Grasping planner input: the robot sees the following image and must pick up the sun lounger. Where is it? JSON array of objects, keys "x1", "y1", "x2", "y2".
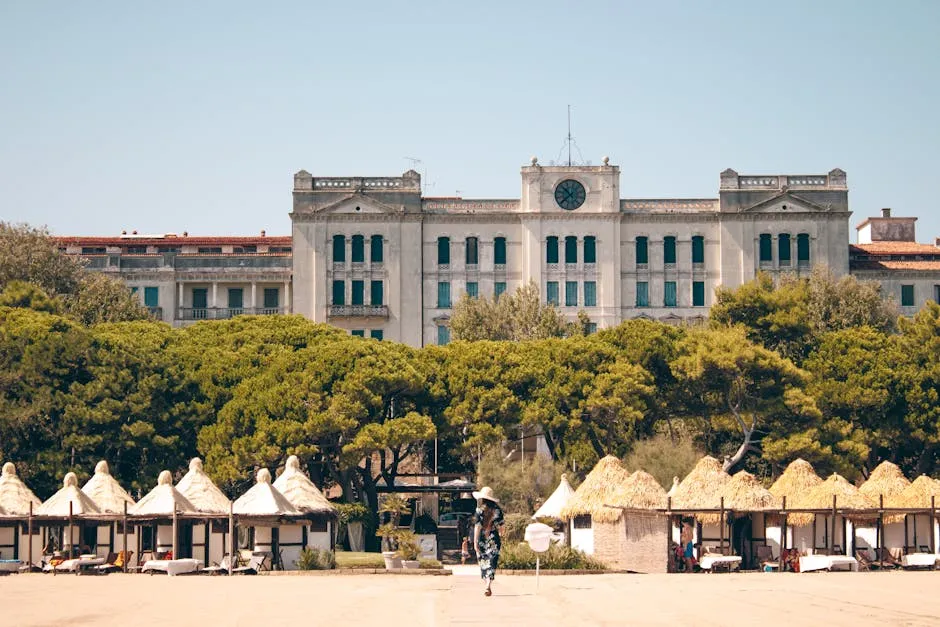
[
  {"x1": 756, "y1": 545, "x2": 779, "y2": 571},
  {"x1": 901, "y1": 553, "x2": 937, "y2": 570},
  {"x1": 699, "y1": 554, "x2": 742, "y2": 573},
  {"x1": 141, "y1": 558, "x2": 202, "y2": 576},
  {"x1": 854, "y1": 548, "x2": 879, "y2": 571},
  {"x1": 798, "y1": 554, "x2": 858, "y2": 572},
  {"x1": 201, "y1": 555, "x2": 232, "y2": 575},
  {"x1": 0, "y1": 559, "x2": 21, "y2": 574},
  {"x1": 96, "y1": 550, "x2": 132, "y2": 573},
  {"x1": 231, "y1": 554, "x2": 265, "y2": 575},
  {"x1": 42, "y1": 556, "x2": 106, "y2": 574}
]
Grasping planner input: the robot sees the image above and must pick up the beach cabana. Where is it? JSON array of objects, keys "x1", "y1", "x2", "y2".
[
  {"x1": 0, "y1": 462, "x2": 42, "y2": 565},
  {"x1": 670, "y1": 456, "x2": 731, "y2": 558},
  {"x1": 533, "y1": 473, "x2": 575, "y2": 520},
  {"x1": 36, "y1": 472, "x2": 102, "y2": 557},
  {"x1": 175, "y1": 458, "x2": 232, "y2": 567},
  {"x1": 800, "y1": 473, "x2": 876, "y2": 556},
  {"x1": 891, "y1": 475, "x2": 940, "y2": 559},
  {"x1": 272, "y1": 455, "x2": 338, "y2": 568},
  {"x1": 596, "y1": 470, "x2": 669, "y2": 573},
  {"x1": 767, "y1": 458, "x2": 823, "y2": 557},
  {"x1": 233, "y1": 468, "x2": 302, "y2": 569},
  {"x1": 856, "y1": 461, "x2": 910, "y2": 556},
  {"x1": 721, "y1": 470, "x2": 777, "y2": 568},
  {"x1": 559, "y1": 456, "x2": 633, "y2": 555},
  {"x1": 81, "y1": 461, "x2": 135, "y2": 559},
  {"x1": 130, "y1": 470, "x2": 199, "y2": 559}
]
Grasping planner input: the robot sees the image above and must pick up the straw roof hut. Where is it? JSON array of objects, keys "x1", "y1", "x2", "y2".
[
  {"x1": 37, "y1": 472, "x2": 101, "y2": 517},
  {"x1": 559, "y1": 456, "x2": 633, "y2": 524},
  {"x1": 800, "y1": 473, "x2": 877, "y2": 523},
  {"x1": 175, "y1": 458, "x2": 231, "y2": 515},
  {"x1": 81, "y1": 461, "x2": 134, "y2": 515},
  {"x1": 0, "y1": 462, "x2": 41, "y2": 517},
  {"x1": 722, "y1": 471, "x2": 777, "y2": 511},
  {"x1": 532, "y1": 473, "x2": 576, "y2": 519},
  {"x1": 859, "y1": 461, "x2": 910, "y2": 523},
  {"x1": 130, "y1": 470, "x2": 198, "y2": 517},
  {"x1": 768, "y1": 458, "x2": 823, "y2": 527},
  {"x1": 233, "y1": 468, "x2": 300, "y2": 517},
  {"x1": 670, "y1": 456, "x2": 731, "y2": 524},
  {"x1": 892, "y1": 475, "x2": 940, "y2": 510},
  {"x1": 273, "y1": 455, "x2": 335, "y2": 517},
  {"x1": 610, "y1": 470, "x2": 668, "y2": 510}
]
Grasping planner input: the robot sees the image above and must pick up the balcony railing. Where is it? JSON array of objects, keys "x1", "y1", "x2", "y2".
[
  {"x1": 177, "y1": 307, "x2": 287, "y2": 321},
  {"x1": 328, "y1": 305, "x2": 390, "y2": 318}
]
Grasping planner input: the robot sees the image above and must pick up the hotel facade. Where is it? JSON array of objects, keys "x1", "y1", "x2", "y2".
[{"x1": 59, "y1": 160, "x2": 940, "y2": 346}]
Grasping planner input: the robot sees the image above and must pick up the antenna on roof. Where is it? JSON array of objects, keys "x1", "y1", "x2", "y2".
[
  {"x1": 404, "y1": 156, "x2": 422, "y2": 170},
  {"x1": 404, "y1": 157, "x2": 434, "y2": 195},
  {"x1": 555, "y1": 105, "x2": 585, "y2": 167}
]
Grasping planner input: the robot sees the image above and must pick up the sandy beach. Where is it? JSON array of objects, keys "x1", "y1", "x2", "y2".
[{"x1": 2, "y1": 570, "x2": 940, "y2": 627}]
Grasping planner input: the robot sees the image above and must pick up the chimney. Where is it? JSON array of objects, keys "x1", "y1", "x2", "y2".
[
  {"x1": 881, "y1": 208, "x2": 891, "y2": 218},
  {"x1": 260, "y1": 230, "x2": 266, "y2": 237}
]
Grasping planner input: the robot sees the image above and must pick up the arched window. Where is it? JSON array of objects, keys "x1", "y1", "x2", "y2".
[
  {"x1": 583, "y1": 236, "x2": 596, "y2": 263},
  {"x1": 778, "y1": 233, "x2": 791, "y2": 266},
  {"x1": 663, "y1": 236, "x2": 676, "y2": 264},
  {"x1": 494, "y1": 237, "x2": 507, "y2": 265},
  {"x1": 351, "y1": 235, "x2": 364, "y2": 263},
  {"x1": 636, "y1": 237, "x2": 649, "y2": 265},
  {"x1": 370, "y1": 235, "x2": 383, "y2": 263},
  {"x1": 332, "y1": 235, "x2": 345, "y2": 262},
  {"x1": 564, "y1": 236, "x2": 578, "y2": 264},
  {"x1": 796, "y1": 233, "x2": 810, "y2": 265},
  {"x1": 546, "y1": 236, "x2": 559, "y2": 264},
  {"x1": 437, "y1": 237, "x2": 450, "y2": 265},
  {"x1": 465, "y1": 237, "x2": 479, "y2": 265},
  {"x1": 691, "y1": 236, "x2": 704, "y2": 264},
  {"x1": 759, "y1": 234, "x2": 772, "y2": 262}
]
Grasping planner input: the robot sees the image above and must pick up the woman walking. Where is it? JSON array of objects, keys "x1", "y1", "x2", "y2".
[{"x1": 472, "y1": 486, "x2": 504, "y2": 597}]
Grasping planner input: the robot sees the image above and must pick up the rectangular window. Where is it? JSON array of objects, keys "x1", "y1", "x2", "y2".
[
  {"x1": 565, "y1": 281, "x2": 578, "y2": 307},
  {"x1": 759, "y1": 234, "x2": 773, "y2": 262},
  {"x1": 584, "y1": 236, "x2": 596, "y2": 263},
  {"x1": 664, "y1": 237, "x2": 677, "y2": 264},
  {"x1": 437, "y1": 237, "x2": 450, "y2": 265},
  {"x1": 546, "y1": 236, "x2": 559, "y2": 264},
  {"x1": 370, "y1": 235, "x2": 383, "y2": 263},
  {"x1": 197, "y1": 247, "x2": 223, "y2": 254},
  {"x1": 586, "y1": 322, "x2": 597, "y2": 334},
  {"x1": 228, "y1": 288, "x2": 243, "y2": 310},
  {"x1": 144, "y1": 287, "x2": 159, "y2": 308},
  {"x1": 332, "y1": 235, "x2": 345, "y2": 262},
  {"x1": 692, "y1": 281, "x2": 705, "y2": 307},
  {"x1": 371, "y1": 280, "x2": 384, "y2": 306},
  {"x1": 494, "y1": 237, "x2": 507, "y2": 265},
  {"x1": 233, "y1": 245, "x2": 256, "y2": 254},
  {"x1": 332, "y1": 280, "x2": 345, "y2": 306},
  {"x1": 465, "y1": 237, "x2": 479, "y2": 265},
  {"x1": 370, "y1": 330, "x2": 384, "y2": 341},
  {"x1": 636, "y1": 237, "x2": 648, "y2": 265},
  {"x1": 584, "y1": 281, "x2": 597, "y2": 307},
  {"x1": 778, "y1": 233, "x2": 791, "y2": 265},
  {"x1": 494, "y1": 282, "x2": 507, "y2": 299},
  {"x1": 80, "y1": 246, "x2": 106, "y2": 254},
  {"x1": 901, "y1": 284, "x2": 915, "y2": 307},
  {"x1": 573, "y1": 515, "x2": 592, "y2": 530},
  {"x1": 636, "y1": 282, "x2": 649, "y2": 307},
  {"x1": 126, "y1": 246, "x2": 147, "y2": 254},
  {"x1": 192, "y1": 288, "x2": 207, "y2": 309},
  {"x1": 351, "y1": 280, "x2": 364, "y2": 306},
  {"x1": 351, "y1": 330, "x2": 365, "y2": 337},
  {"x1": 797, "y1": 233, "x2": 810, "y2": 262},
  {"x1": 935, "y1": 285, "x2": 940, "y2": 304},
  {"x1": 437, "y1": 325, "x2": 450, "y2": 346},
  {"x1": 263, "y1": 288, "x2": 279, "y2": 309},
  {"x1": 664, "y1": 281, "x2": 677, "y2": 307},
  {"x1": 466, "y1": 282, "x2": 478, "y2": 298},
  {"x1": 157, "y1": 246, "x2": 180, "y2": 253},
  {"x1": 351, "y1": 235, "x2": 365, "y2": 263},
  {"x1": 546, "y1": 281, "x2": 559, "y2": 306},
  {"x1": 565, "y1": 236, "x2": 578, "y2": 264},
  {"x1": 437, "y1": 282, "x2": 451, "y2": 308},
  {"x1": 692, "y1": 236, "x2": 704, "y2": 264}
]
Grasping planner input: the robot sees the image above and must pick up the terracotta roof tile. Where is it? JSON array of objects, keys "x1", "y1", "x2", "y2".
[
  {"x1": 851, "y1": 260, "x2": 940, "y2": 271},
  {"x1": 56, "y1": 235, "x2": 291, "y2": 246},
  {"x1": 850, "y1": 242, "x2": 940, "y2": 255}
]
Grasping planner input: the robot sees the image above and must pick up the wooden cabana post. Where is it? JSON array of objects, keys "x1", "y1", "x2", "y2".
[
  {"x1": 780, "y1": 496, "x2": 787, "y2": 574},
  {"x1": 831, "y1": 495, "x2": 837, "y2": 554},
  {"x1": 931, "y1": 496, "x2": 936, "y2": 554},
  {"x1": 719, "y1": 496, "x2": 725, "y2": 554},
  {"x1": 228, "y1": 501, "x2": 234, "y2": 576},
  {"x1": 172, "y1": 506, "x2": 178, "y2": 558},
  {"x1": 879, "y1": 494, "x2": 884, "y2": 569},
  {"x1": 122, "y1": 501, "x2": 128, "y2": 573},
  {"x1": 27, "y1": 501, "x2": 33, "y2": 572},
  {"x1": 68, "y1": 501, "x2": 74, "y2": 558}
]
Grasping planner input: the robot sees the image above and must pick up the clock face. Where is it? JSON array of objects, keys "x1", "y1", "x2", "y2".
[{"x1": 554, "y1": 179, "x2": 586, "y2": 210}]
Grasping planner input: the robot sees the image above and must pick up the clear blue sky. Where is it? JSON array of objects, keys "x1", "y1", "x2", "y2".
[{"x1": 2, "y1": 1, "x2": 939, "y2": 242}]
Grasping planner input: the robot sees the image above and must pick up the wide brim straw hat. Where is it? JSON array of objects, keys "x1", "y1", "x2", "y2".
[{"x1": 471, "y1": 486, "x2": 500, "y2": 505}]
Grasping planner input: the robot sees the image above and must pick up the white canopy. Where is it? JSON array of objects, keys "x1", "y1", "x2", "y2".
[
  {"x1": 233, "y1": 468, "x2": 300, "y2": 517},
  {"x1": 0, "y1": 462, "x2": 41, "y2": 517},
  {"x1": 273, "y1": 455, "x2": 336, "y2": 516},
  {"x1": 37, "y1": 472, "x2": 101, "y2": 517},
  {"x1": 175, "y1": 458, "x2": 231, "y2": 515},
  {"x1": 131, "y1": 470, "x2": 198, "y2": 517},
  {"x1": 533, "y1": 474, "x2": 576, "y2": 519},
  {"x1": 81, "y1": 461, "x2": 135, "y2": 514}
]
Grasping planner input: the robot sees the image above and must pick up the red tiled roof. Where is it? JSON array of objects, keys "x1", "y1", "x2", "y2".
[
  {"x1": 850, "y1": 242, "x2": 940, "y2": 255},
  {"x1": 56, "y1": 235, "x2": 291, "y2": 246},
  {"x1": 851, "y1": 260, "x2": 940, "y2": 271}
]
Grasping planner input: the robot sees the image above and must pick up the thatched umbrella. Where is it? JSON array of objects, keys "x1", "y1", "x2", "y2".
[
  {"x1": 233, "y1": 469, "x2": 300, "y2": 517},
  {"x1": 273, "y1": 456, "x2": 335, "y2": 517},
  {"x1": 859, "y1": 461, "x2": 910, "y2": 524},
  {"x1": 894, "y1": 475, "x2": 940, "y2": 510},
  {"x1": 803, "y1": 474, "x2": 876, "y2": 513},
  {"x1": 131, "y1": 471, "x2": 198, "y2": 517},
  {"x1": 0, "y1": 462, "x2": 41, "y2": 516},
  {"x1": 769, "y1": 458, "x2": 823, "y2": 527},
  {"x1": 722, "y1": 471, "x2": 777, "y2": 511},
  {"x1": 37, "y1": 472, "x2": 101, "y2": 517},
  {"x1": 176, "y1": 458, "x2": 231, "y2": 515},
  {"x1": 559, "y1": 456, "x2": 632, "y2": 524},
  {"x1": 670, "y1": 456, "x2": 731, "y2": 524},
  {"x1": 533, "y1": 473, "x2": 576, "y2": 519},
  {"x1": 81, "y1": 461, "x2": 134, "y2": 514},
  {"x1": 610, "y1": 470, "x2": 668, "y2": 510}
]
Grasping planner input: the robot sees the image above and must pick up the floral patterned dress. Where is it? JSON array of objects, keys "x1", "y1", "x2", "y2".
[{"x1": 473, "y1": 504, "x2": 504, "y2": 581}]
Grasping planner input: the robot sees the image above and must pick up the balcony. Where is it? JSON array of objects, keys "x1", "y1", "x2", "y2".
[
  {"x1": 328, "y1": 305, "x2": 390, "y2": 319},
  {"x1": 177, "y1": 307, "x2": 287, "y2": 321}
]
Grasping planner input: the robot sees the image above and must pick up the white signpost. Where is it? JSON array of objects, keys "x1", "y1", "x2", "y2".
[{"x1": 524, "y1": 522, "x2": 554, "y2": 593}]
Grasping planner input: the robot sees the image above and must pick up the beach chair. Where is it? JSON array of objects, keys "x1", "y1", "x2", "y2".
[
  {"x1": 756, "y1": 545, "x2": 779, "y2": 571},
  {"x1": 97, "y1": 550, "x2": 132, "y2": 574},
  {"x1": 231, "y1": 554, "x2": 265, "y2": 575},
  {"x1": 854, "y1": 548, "x2": 878, "y2": 571},
  {"x1": 201, "y1": 555, "x2": 233, "y2": 575},
  {"x1": 876, "y1": 548, "x2": 901, "y2": 569},
  {"x1": 127, "y1": 550, "x2": 153, "y2": 574}
]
